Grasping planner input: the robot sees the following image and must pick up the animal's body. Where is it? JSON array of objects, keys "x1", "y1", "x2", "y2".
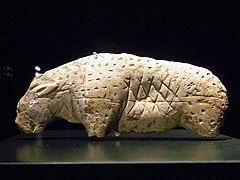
[{"x1": 16, "y1": 53, "x2": 228, "y2": 137}]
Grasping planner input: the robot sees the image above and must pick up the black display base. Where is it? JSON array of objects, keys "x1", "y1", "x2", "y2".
[{"x1": 0, "y1": 130, "x2": 240, "y2": 179}]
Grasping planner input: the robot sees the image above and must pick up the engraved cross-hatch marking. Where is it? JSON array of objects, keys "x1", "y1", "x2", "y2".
[{"x1": 125, "y1": 73, "x2": 182, "y2": 117}]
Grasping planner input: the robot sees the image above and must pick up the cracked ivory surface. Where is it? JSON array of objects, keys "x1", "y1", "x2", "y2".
[{"x1": 16, "y1": 53, "x2": 228, "y2": 137}]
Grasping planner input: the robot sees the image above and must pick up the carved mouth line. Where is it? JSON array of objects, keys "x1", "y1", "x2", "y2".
[{"x1": 32, "y1": 122, "x2": 45, "y2": 133}]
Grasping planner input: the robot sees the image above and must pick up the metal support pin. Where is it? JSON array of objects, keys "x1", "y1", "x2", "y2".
[
  {"x1": 35, "y1": 65, "x2": 41, "y2": 76},
  {"x1": 93, "y1": 52, "x2": 98, "y2": 59},
  {"x1": 35, "y1": 66, "x2": 41, "y2": 72}
]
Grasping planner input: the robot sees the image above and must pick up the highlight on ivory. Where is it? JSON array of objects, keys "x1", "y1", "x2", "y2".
[{"x1": 16, "y1": 53, "x2": 228, "y2": 137}]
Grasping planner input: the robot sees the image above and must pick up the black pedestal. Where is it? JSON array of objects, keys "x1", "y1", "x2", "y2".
[{"x1": 0, "y1": 130, "x2": 239, "y2": 179}]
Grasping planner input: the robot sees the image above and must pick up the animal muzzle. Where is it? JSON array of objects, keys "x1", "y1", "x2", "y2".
[{"x1": 15, "y1": 117, "x2": 45, "y2": 134}]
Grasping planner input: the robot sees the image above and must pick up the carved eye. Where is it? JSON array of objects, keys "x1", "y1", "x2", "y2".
[{"x1": 29, "y1": 99, "x2": 39, "y2": 107}]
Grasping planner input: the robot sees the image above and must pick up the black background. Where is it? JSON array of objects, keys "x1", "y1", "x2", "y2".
[{"x1": 1, "y1": 0, "x2": 240, "y2": 140}]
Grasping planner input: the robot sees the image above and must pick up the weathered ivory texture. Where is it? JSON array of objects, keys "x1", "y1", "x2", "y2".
[{"x1": 16, "y1": 53, "x2": 228, "y2": 137}]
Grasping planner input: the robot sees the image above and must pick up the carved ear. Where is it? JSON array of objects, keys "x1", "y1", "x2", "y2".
[
  {"x1": 34, "y1": 73, "x2": 43, "y2": 79},
  {"x1": 29, "y1": 73, "x2": 43, "y2": 89},
  {"x1": 31, "y1": 82, "x2": 58, "y2": 97}
]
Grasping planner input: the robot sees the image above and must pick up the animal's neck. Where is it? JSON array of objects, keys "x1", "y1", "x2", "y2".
[
  {"x1": 55, "y1": 97, "x2": 78, "y2": 123},
  {"x1": 49, "y1": 78, "x2": 82, "y2": 124}
]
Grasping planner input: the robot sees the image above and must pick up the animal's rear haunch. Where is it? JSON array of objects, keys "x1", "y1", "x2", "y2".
[{"x1": 15, "y1": 53, "x2": 228, "y2": 137}]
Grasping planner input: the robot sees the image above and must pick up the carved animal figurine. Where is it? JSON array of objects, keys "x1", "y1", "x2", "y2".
[{"x1": 16, "y1": 53, "x2": 228, "y2": 137}]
